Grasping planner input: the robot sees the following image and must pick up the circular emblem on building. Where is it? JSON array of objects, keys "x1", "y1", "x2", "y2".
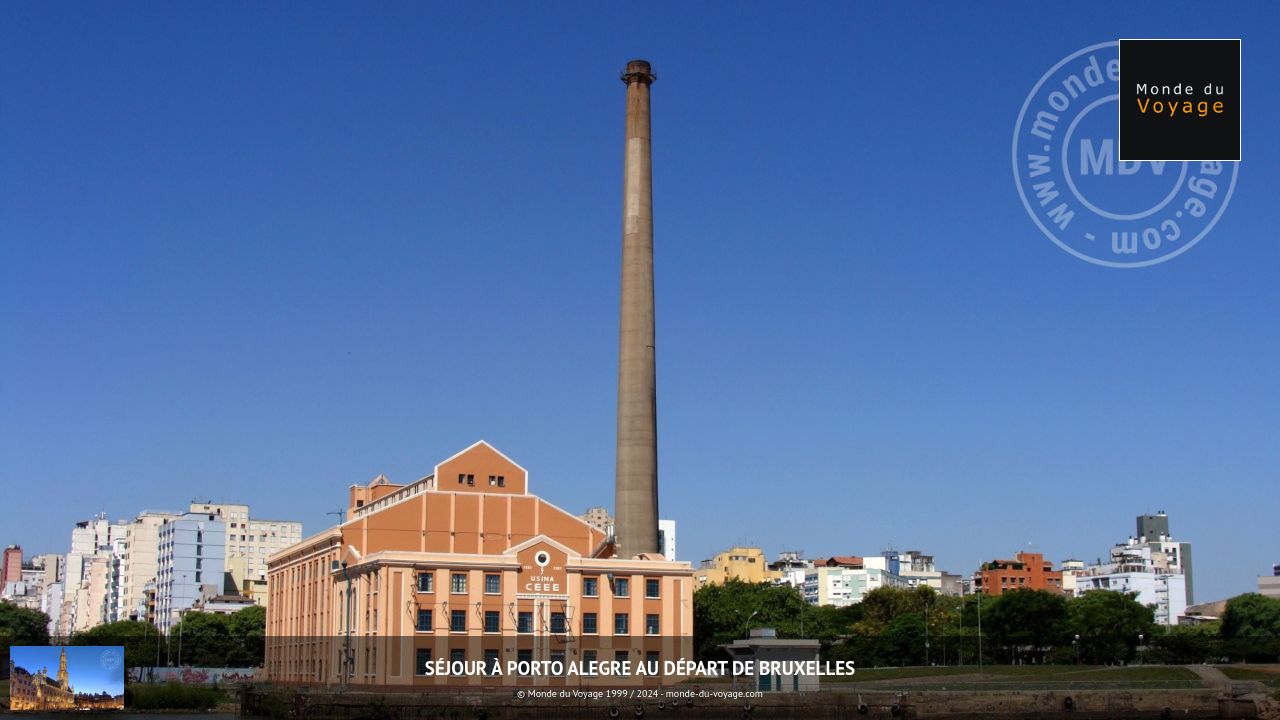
[
  {"x1": 101, "y1": 648, "x2": 122, "y2": 671},
  {"x1": 534, "y1": 551, "x2": 551, "y2": 570},
  {"x1": 1012, "y1": 41, "x2": 1238, "y2": 267}
]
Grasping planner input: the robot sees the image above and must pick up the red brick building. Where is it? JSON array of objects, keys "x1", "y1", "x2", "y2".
[{"x1": 973, "y1": 551, "x2": 1063, "y2": 595}]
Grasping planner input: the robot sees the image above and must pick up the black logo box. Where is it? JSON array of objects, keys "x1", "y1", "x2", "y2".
[{"x1": 1119, "y1": 39, "x2": 1240, "y2": 161}]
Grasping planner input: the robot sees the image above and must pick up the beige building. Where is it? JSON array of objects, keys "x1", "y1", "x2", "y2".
[
  {"x1": 579, "y1": 506, "x2": 613, "y2": 534},
  {"x1": 189, "y1": 502, "x2": 302, "y2": 604},
  {"x1": 1260, "y1": 565, "x2": 1280, "y2": 599},
  {"x1": 695, "y1": 546, "x2": 770, "y2": 587},
  {"x1": 118, "y1": 511, "x2": 177, "y2": 621},
  {"x1": 266, "y1": 441, "x2": 693, "y2": 688}
]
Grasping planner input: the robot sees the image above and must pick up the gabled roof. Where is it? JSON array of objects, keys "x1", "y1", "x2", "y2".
[
  {"x1": 504, "y1": 534, "x2": 581, "y2": 559},
  {"x1": 433, "y1": 440, "x2": 529, "y2": 480}
]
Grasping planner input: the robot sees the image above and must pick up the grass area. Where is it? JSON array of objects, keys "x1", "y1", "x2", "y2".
[
  {"x1": 1218, "y1": 665, "x2": 1280, "y2": 689},
  {"x1": 820, "y1": 665, "x2": 1203, "y2": 690}
]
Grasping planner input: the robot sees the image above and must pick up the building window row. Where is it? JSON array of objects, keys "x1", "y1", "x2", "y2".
[
  {"x1": 411, "y1": 608, "x2": 660, "y2": 636},
  {"x1": 414, "y1": 571, "x2": 664, "y2": 599}
]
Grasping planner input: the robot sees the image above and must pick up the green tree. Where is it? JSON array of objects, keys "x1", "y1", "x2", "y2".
[
  {"x1": 1068, "y1": 590, "x2": 1154, "y2": 665},
  {"x1": 1149, "y1": 622, "x2": 1220, "y2": 664},
  {"x1": 0, "y1": 600, "x2": 51, "y2": 646},
  {"x1": 224, "y1": 606, "x2": 266, "y2": 667},
  {"x1": 983, "y1": 589, "x2": 1069, "y2": 662},
  {"x1": 1220, "y1": 593, "x2": 1280, "y2": 639},
  {"x1": 1219, "y1": 593, "x2": 1280, "y2": 662},
  {"x1": 71, "y1": 620, "x2": 163, "y2": 671},
  {"x1": 692, "y1": 581, "x2": 811, "y2": 660},
  {"x1": 168, "y1": 611, "x2": 235, "y2": 667}
]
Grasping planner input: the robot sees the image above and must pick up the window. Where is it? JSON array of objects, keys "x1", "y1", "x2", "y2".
[
  {"x1": 614, "y1": 578, "x2": 630, "y2": 597},
  {"x1": 450, "y1": 610, "x2": 466, "y2": 632},
  {"x1": 450, "y1": 648, "x2": 465, "y2": 663},
  {"x1": 550, "y1": 651, "x2": 565, "y2": 668},
  {"x1": 645, "y1": 579, "x2": 660, "y2": 598},
  {"x1": 417, "y1": 573, "x2": 434, "y2": 593},
  {"x1": 415, "y1": 648, "x2": 432, "y2": 675},
  {"x1": 488, "y1": 475, "x2": 496, "y2": 486},
  {"x1": 484, "y1": 611, "x2": 500, "y2": 633},
  {"x1": 484, "y1": 574, "x2": 500, "y2": 594},
  {"x1": 614, "y1": 613, "x2": 629, "y2": 635},
  {"x1": 615, "y1": 651, "x2": 629, "y2": 665},
  {"x1": 457, "y1": 474, "x2": 465, "y2": 485},
  {"x1": 416, "y1": 609, "x2": 433, "y2": 632},
  {"x1": 646, "y1": 614, "x2": 660, "y2": 635},
  {"x1": 583, "y1": 650, "x2": 597, "y2": 674},
  {"x1": 550, "y1": 612, "x2": 566, "y2": 634},
  {"x1": 451, "y1": 573, "x2": 467, "y2": 593},
  {"x1": 582, "y1": 612, "x2": 598, "y2": 634},
  {"x1": 484, "y1": 649, "x2": 500, "y2": 675},
  {"x1": 583, "y1": 577, "x2": 598, "y2": 597},
  {"x1": 517, "y1": 649, "x2": 532, "y2": 670},
  {"x1": 646, "y1": 651, "x2": 660, "y2": 667},
  {"x1": 497, "y1": 475, "x2": 505, "y2": 487},
  {"x1": 518, "y1": 611, "x2": 533, "y2": 634},
  {"x1": 467, "y1": 474, "x2": 475, "y2": 486}
]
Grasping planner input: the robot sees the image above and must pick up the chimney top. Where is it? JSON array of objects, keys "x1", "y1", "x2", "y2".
[{"x1": 622, "y1": 60, "x2": 656, "y2": 85}]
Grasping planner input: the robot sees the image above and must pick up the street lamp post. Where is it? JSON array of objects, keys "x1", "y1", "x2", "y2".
[
  {"x1": 1074, "y1": 634, "x2": 1080, "y2": 665},
  {"x1": 976, "y1": 589, "x2": 983, "y2": 671},
  {"x1": 924, "y1": 598, "x2": 930, "y2": 667},
  {"x1": 340, "y1": 561, "x2": 353, "y2": 691}
]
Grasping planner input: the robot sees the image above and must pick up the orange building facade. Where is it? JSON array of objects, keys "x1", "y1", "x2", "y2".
[
  {"x1": 265, "y1": 441, "x2": 693, "y2": 688},
  {"x1": 973, "y1": 551, "x2": 1064, "y2": 596}
]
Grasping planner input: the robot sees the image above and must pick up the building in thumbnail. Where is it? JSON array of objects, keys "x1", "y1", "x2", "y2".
[
  {"x1": 8, "y1": 648, "x2": 75, "y2": 711},
  {"x1": 973, "y1": 551, "x2": 1063, "y2": 596},
  {"x1": 265, "y1": 441, "x2": 693, "y2": 687}
]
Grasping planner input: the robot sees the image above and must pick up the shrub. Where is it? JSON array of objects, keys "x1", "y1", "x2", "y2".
[{"x1": 126, "y1": 681, "x2": 222, "y2": 710}]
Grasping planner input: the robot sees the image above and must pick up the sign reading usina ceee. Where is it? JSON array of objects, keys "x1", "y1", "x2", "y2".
[{"x1": 518, "y1": 543, "x2": 567, "y2": 596}]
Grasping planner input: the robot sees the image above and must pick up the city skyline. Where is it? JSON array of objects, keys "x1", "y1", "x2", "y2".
[{"x1": 3, "y1": 3, "x2": 1278, "y2": 604}]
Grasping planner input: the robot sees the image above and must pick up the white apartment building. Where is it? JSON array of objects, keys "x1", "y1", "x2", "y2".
[
  {"x1": 1075, "y1": 543, "x2": 1188, "y2": 625},
  {"x1": 881, "y1": 549, "x2": 944, "y2": 590},
  {"x1": 803, "y1": 556, "x2": 908, "y2": 607},
  {"x1": 658, "y1": 519, "x2": 677, "y2": 562}
]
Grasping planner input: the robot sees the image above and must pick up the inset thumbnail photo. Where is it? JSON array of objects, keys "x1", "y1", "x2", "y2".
[{"x1": 7, "y1": 645, "x2": 125, "y2": 712}]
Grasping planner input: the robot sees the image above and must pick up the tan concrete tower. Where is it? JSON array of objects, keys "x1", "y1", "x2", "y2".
[{"x1": 614, "y1": 59, "x2": 660, "y2": 559}]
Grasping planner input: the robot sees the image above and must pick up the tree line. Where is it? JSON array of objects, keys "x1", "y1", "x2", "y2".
[
  {"x1": 693, "y1": 581, "x2": 1280, "y2": 666},
  {"x1": 0, "y1": 601, "x2": 266, "y2": 670}
]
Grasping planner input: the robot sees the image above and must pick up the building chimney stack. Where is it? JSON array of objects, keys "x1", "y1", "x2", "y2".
[{"x1": 614, "y1": 60, "x2": 660, "y2": 559}]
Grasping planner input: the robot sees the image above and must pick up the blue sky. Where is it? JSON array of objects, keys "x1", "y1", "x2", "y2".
[
  {"x1": 9, "y1": 646, "x2": 124, "y2": 695},
  {"x1": 2, "y1": 3, "x2": 1276, "y2": 603}
]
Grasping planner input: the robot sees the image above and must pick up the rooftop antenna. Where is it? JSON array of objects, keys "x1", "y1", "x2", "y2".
[{"x1": 327, "y1": 509, "x2": 346, "y2": 524}]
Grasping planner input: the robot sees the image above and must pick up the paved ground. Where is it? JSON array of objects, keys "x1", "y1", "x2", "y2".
[{"x1": 1187, "y1": 664, "x2": 1235, "y2": 690}]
